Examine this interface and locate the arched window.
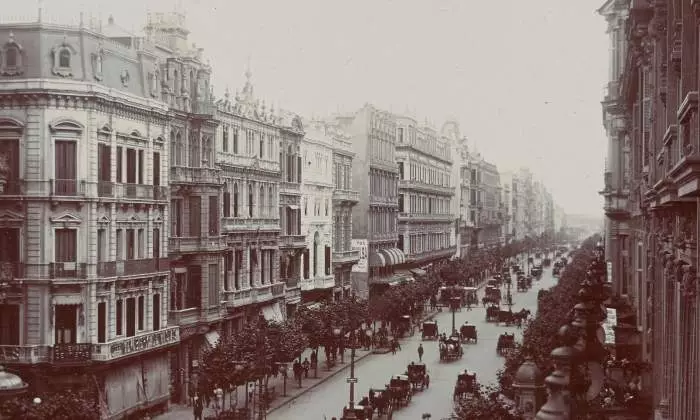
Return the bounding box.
[233,183,239,217]
[248,184,254,217]
[59,49,71,68]
[259,185,265,218]
[313,232,320,277]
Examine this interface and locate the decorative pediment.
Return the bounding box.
[0,209,24,224]
[0,117,25,135]
[1,32,24,76]
[49,118,84,134]
[51,38,77,78]
[97,215,110,224]
[50,212,82,225]
[98,123,112,136]
[152,215,163,224]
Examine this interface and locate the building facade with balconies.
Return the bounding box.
[474,157,503,247]
[327,121,359,301]
[395,116,457,270]
[0,16,177,418]
[335,105,402,298]
[456,138,478,255]
[214,71,287,342]
[142,12,225,405]
[299,120,335,303]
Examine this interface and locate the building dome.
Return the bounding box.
[0,365,28,397]
[513,358,544,387]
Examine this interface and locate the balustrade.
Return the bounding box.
[170,166,220,184]
[49,262,88,279]
[0,345,49,364]
[92,326,179,361]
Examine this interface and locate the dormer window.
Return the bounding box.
[1,32,24,76]
[51,41,75,78]
[59,50,70,68]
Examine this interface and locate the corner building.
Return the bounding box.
[0,15,177,418]
[335,105,402,298]
[395,116,457,270]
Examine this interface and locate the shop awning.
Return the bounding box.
[204,330,220,348]
[261,302,285,324]
[410,268,427,277]
[369,251,387,268]
[378,248,406,266]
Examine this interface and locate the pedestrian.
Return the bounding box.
[417,343,424,362]
[310,350,318,371]
[302,357,310,378]
[192,393,204,420]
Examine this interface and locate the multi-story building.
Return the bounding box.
[335,105,402,298]
[329,122,360,301]
[598,0,700,418]
[394,116,456,270]
[456,143,480,252]
[500,171,514,244]
[299,120,335,303]
[553,205,566,234]
[448,131,468,257]
[0,14,178,418]
[468,154,503,248]
[511,171,527,240]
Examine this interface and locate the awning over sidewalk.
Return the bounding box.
[261,302,285,324]
[378,248,406,266]
[369,251,387,268]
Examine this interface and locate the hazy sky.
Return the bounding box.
[7,0,608,216]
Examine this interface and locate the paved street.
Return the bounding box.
[269,261,558,420]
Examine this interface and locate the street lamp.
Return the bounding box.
[342,320,360,420]
[450,296,461,335]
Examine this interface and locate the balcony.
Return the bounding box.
[92,326,179,362]
[216,152,280,173]
[169,307,200,326]
[153,185,169,201]
[223,288,253,308]
[280,181,301,195]
[0,262,24,279]
[169,236,227,254]
[604,194,631,220]
[398,213,454,223]
[0,345,49,364]
[369,195,397,206]
[300,275,334,291]
[279,234,306,249]
[332,249,360,264]
[51,343,92,365]
[49,262,88,279]
[98,181,114,197]
[115,183,155,200]
[332,189,359,204]
[0,179,24,196]
[222,218,280,233]
[398,179,453,195]
[170,166,220,185]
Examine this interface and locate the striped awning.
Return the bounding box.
[369,251,387,268]
[378,248,406,266]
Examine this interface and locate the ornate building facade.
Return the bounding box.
[394,115,457,269]
[0,14,177,418]
[336,105,402,298]
[599,0,700,418]
[300,120,335,303]
[329,122,359,301]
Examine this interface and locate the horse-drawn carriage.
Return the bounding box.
[439,336,463,361]
[485,304,500,322]
[388,375,412,407]
[439,286,465,308]
[395,315,412,338]
[453,370,477,400]
[421,320,439,340]
[543,257,552,267]
[482,285,501,306]
[497,333,516,355]
[531,264,543,278]
[459,323,477,343]
[517,277,528,292]
[342,404,374,420]
[552,261,562,276]
[406,363,430,391]
[498,309,515,325]
[367,387,393,419]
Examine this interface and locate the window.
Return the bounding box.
[98,143,111,183]
[303,249,310,279]
[189,196,202,237]
[268,186,274,219]
[97,302,106,343]
[223,191,231,218]
[137,229,144,258]
[116,299,123,335]
[59,49,71,68]
[398,162,404,179]
[153,152,161,186]
[171,200,182,236]
[126,229,135,259]
[259,186,265,218]
[5,47,17,68]
[153,228,160,258]
[126,148,136,183]
[137,295,144,331]
[0,304,20,345]
[152,294,161,330]
[398,127,404,143]
[126,297,136,337]
[187,265,202,308]
[55,305,76,344]
[116,146,123,183]
[116,229,123,260]
[55,140,77,194]
[209,195,219,235]
[398,194,404,212]
[325,246,331,275]
[97,229,106,262]
[248,184,254,217]
[233,129,239,154]
[233,184,239,217]
[222,126,229,152]
[55,228,77,262]
[137,150,144,184]
[234,250,243,289]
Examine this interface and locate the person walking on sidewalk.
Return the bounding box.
[417,343,424,362]
[302,357,310,378]
[192,393,204,420]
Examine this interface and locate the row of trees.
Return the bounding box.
[0,384,100,420]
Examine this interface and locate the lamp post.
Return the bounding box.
[342,320,360,420]
[450,296,460,335]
